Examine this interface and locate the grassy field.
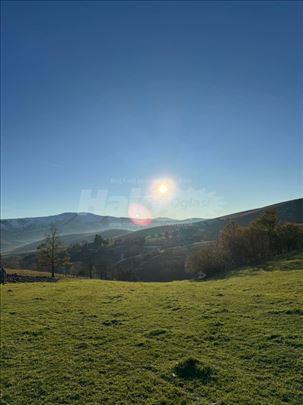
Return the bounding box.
[1,256,303,404]
[5,268,63,278]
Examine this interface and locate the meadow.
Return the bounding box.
[5,269,64,278]
[1,255,303,404]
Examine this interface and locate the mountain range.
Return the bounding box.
[1,198,302,256]
[0,213,202,255]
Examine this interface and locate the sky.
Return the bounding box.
[1,1,302,220]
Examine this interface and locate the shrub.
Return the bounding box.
[173,357,213,381]
[186,246,225,278]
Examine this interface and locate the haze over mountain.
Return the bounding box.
[0,213,202,254]
[119,198,303,243]
[1,198,301,256]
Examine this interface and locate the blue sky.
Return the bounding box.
[1,1,302,219]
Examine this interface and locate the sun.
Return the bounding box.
[159,184,168,194]
[150,178,175,201]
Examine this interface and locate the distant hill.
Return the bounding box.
[5,229,131,255]
[118,198,303,245]
[219,198,303,226]
[1,199,301,256]
[108,198,303,281]
[0,212,202,255]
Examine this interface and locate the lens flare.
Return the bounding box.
[128,203,152,226]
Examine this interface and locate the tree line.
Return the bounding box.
[35,208,302,279]
[36,227,146,279]
[186,209,303,279]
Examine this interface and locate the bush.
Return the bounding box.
[186,246,225,278]
[173,357,213,381]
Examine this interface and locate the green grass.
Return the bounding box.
[1,256,303,404]
[6,268,50,277]
[6,268,69,278]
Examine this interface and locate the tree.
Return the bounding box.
[37,225,70,277]
[186,245,225,279]
[68,235,111,279]
[252,208,278,234]
[80,242,95,279]
[252,208,278,252]
[93,234,105,247]
[219,221,271,267]
[275,223,303,253]
[218,221,243,267]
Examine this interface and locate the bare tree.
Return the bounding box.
[37,225,70,277]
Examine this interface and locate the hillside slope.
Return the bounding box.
[121,198,303,244]
[6,229,131,255]
[109,198,303,281]
[1,198,301,256]
[2,254,303,404]
[0,213,202,254]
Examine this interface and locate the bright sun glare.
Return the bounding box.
[151,178,175,201]
[159,184,168,194]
